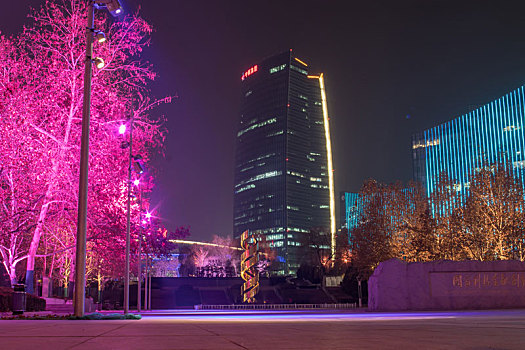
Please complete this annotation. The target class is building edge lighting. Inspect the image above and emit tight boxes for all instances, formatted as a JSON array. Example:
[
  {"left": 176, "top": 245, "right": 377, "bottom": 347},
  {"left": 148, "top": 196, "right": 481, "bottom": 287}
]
[
  {"left": 312, "top": 73, "right": 336, "bottom": 257},
  {"left": 294, "top": 57, "right": 308, "bottom": 67},
  {"left": 170, "top": 239, "right": 243, "bottom": 251}
]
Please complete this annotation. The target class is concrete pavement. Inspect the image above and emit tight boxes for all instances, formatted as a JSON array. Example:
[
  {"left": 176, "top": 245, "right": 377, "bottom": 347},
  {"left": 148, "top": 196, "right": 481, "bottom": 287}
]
[{"left": 0, "top": 309, "right": 524, "bottom": 349}]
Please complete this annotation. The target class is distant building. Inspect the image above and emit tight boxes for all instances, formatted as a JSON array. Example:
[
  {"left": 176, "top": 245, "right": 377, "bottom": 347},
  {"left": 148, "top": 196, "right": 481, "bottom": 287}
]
[
  {"left": 233, "top": 51, "right": 335, "bottom": 275},
  {"left": 342, "top": 192, "right": 361, "bottom": 234},
  {"left": 413, "top": 85, "right": 525, "bottom": 196}
]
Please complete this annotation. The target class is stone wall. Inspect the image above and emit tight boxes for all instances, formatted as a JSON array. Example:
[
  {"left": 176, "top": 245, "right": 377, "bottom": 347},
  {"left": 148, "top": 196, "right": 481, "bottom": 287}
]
[{"left": 368, "top": 259, "right": 525, "bottom": 311}]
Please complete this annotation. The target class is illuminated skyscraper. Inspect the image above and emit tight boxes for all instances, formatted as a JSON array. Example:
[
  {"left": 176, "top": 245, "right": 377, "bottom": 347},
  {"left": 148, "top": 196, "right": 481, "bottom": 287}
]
[
  {"left": 412, "top": 85, "right": 525, "bottom": 196},
  {"left": 233, "top": 51, "right": 335, "bottom": 275}
]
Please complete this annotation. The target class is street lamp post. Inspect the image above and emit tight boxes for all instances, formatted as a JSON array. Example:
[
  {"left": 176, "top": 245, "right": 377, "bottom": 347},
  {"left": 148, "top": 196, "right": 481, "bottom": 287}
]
[
  {"left": 137, "top": 183, "right": 143, "bottom": 312},
  {"left": 123, "top": 112, "right": 134, "bottom": 314},
  {"left": 144, "top": 255, "right": 148, "bottom": 310},
  {"left": 74, "top": 0, "right": 122, "bottom": 318},
  {"left": 73, "top": 1, "right": 95, "bottom": 318}
]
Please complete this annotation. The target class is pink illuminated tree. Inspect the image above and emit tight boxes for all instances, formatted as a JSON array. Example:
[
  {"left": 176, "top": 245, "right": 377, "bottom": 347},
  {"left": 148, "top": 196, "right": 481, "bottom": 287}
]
[
  {"left": 0, "top": 0, "right": 171, "bottom": 292},
  {"left": 0, "top": 33, "right": 43, "bottom": 286}
]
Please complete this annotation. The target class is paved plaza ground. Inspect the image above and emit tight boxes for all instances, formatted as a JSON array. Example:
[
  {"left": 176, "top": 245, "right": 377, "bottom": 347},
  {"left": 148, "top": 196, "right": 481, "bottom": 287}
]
[{"left": 0, "top": 309, "right": 524, "bottom": 349}]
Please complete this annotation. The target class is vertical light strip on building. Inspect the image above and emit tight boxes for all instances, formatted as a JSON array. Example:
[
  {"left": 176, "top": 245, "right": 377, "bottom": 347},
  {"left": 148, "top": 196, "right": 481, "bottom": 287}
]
[
  {"left": 414, "top": 85, "right": 525, "bottom": 200},
  {"left": 318, "top": 73, "right": 336, "bottom": 257}
]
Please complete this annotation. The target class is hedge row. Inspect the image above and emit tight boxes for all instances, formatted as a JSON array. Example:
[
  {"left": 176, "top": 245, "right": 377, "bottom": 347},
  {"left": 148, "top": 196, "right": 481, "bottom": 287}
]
[{"left": 0, "top": 287, "right": 46, "bottom": 312}]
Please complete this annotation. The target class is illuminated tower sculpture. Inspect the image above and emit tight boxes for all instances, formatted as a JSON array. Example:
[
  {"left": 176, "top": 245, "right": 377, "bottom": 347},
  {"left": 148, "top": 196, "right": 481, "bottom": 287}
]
[
  {"left": 240, "top": 230, "right": 259, "bottom": 303},
  {"left": 233, "top": 51, "right": 335, "bottom": 275}
]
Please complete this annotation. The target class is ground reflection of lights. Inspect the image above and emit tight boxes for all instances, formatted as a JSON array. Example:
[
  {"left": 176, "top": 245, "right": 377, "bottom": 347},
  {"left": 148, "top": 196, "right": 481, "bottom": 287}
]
[{"left": 139, "top": 310, "right": 478, "bottom": 323}]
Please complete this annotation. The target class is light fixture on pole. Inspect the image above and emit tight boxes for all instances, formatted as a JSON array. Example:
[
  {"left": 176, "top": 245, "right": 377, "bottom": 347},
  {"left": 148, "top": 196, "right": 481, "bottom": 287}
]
[
  {"left": 95, "top": 31, "right": 106, "bottom": 43},
  {"left": 73, "top": 0, "right": 122, "bottom": 318},
  {"left": 119, "top": 124, "right": 127, "bottom": 135},
  {"left": 94, "top": 57, "right": 105, "bottom": 69}
]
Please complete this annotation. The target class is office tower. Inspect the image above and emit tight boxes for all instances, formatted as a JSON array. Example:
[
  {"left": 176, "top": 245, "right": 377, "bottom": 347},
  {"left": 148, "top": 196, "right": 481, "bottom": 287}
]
[
  {"left": 413, "top": 85, "right": 525, "bottom": 196},
  {"left": 233, "top": 51, "right": 335, "bottom": 275}
]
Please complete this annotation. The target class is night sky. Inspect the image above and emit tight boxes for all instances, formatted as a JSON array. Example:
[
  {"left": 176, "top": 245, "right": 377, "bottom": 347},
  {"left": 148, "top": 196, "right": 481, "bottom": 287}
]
[{"left": 3, "top": 1, "right": 525, "bottom": 241}]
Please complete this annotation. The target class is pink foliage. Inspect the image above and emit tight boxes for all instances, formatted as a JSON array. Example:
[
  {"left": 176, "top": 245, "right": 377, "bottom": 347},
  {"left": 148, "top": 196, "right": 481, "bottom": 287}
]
[{"left": 0, "top": 0, "right": 178, "bottom": 288}]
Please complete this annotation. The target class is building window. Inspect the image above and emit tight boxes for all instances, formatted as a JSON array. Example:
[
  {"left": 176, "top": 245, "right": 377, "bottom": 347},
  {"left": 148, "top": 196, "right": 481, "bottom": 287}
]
[
  {"left": 237, "top": 117, "right": 277, "bottom": 137},
  {"left": 270, "top": 64, "right": 287, "bottom": 74},
  {"left": 290, "top": 65, "right": 307, "bottom": 75}
]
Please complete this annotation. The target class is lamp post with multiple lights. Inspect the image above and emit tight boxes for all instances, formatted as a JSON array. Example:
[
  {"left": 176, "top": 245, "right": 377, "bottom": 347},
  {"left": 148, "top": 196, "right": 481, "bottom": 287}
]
[
  {"left": 74, "top": 0, "right": 122, "bottom": 318},
  {"left": 119, "top": 120, "right": 147, "bottom": 314},
  {"left": 123, "top": 112, "right": 133, "bottom": 315},
  {"left": 135, "top": 179, "right": 142, "bottom": 312}
]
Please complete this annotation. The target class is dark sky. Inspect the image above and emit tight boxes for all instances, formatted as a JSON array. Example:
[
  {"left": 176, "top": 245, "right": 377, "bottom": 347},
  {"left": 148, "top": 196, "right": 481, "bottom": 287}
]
[{"left": 3, "top": 1, "right": 525, "bottom": 241}]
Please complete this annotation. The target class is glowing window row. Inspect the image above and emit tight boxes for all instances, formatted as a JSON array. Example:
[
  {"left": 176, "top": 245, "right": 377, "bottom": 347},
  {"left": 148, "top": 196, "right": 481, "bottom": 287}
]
[
  {"left": 270, "top": 64, "right": 287, "bottom": 74},
  {"left": 287, "top": 170, "right": 306, "bottom": 178},
  {"left": 311, "top": 184, "right": 329, "bottom": 189},
  {"left": 235, "top": 170, "right": 282, "bottom": 188},
  {"left": 235, "top": 183, "right": 255, "bottom": 194},
  {"left": 290, "top": 65, "right": 308, "bottom": 75},
  {"left": 266, "top": 130, "right": 283, "bottom": 137},
  {"left": 288, "top": 227, "right": 309, "bottom": 233},
  {"left": 237, "top": 153, "right": 276, "bottom": 169},
  {"left": 237, "top": 117, "right": 277, "bottom": 137},
  {"left": 267, "top": 234, "right": 284, "bottom": 240},
  {"left": 413, "top": 139, "right": 440, "bottom": 150}
]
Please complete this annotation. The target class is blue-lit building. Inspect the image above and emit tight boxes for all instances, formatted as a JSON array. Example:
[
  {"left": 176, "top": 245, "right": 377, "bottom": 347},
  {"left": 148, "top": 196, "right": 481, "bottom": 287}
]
[
  {"left": 413, "top": 85, "right": 525, "bottom": 196},
  {"left": 342, "top": 192, "right": 361, "bottom": 233}
]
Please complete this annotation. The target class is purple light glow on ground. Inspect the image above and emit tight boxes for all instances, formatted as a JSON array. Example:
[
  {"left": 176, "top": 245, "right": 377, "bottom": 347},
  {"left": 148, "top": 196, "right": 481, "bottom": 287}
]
[{"left": 139, "top": 309, "right": 516, "bottom": 323}]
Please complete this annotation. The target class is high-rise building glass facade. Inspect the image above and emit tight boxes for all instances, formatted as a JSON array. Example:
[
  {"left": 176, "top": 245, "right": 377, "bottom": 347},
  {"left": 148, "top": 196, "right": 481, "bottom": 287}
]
[
  {"left": 233, "top": 51, "right": 335, "bottom": 275},
  {"left": 342, "top": 192, "right": 361, "bottom": 233},
  {"left": 413, "top": 85, "right": 525, "bottom": 196}
]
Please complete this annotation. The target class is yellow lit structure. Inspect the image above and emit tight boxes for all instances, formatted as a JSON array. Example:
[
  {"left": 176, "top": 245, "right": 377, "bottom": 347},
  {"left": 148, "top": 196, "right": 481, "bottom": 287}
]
[
  {"left": 308, "top": 73, "right": 336, "bottom": 258},
  {"left": 240, "top": 230, "right": 259, "bottom": 303},
  {"left": 170, "top": 239, "right": 242, "bottom": 250},
  {"left": 294, "top": 57, "right": 308, "bottom": 66}
]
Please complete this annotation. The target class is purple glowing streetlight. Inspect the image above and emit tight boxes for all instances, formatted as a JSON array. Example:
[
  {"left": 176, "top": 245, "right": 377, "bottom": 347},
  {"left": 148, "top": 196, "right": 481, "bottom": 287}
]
[
  {"left": 119, "top": 124, "right": 127, "bottom": 135},
  {"left": 133, "top": 179, "right": 140, "bottom": 186}
]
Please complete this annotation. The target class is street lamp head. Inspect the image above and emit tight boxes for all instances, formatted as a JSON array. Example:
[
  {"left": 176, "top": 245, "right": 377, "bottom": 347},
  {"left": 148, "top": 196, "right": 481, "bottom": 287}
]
[
  {"left": 95, "top": 31, "right": 106, "bottom": 43},
  {"left": 106, "top": 0, "right": 123, "bottom": 17},
  {"left": 118, "top": 124, "right": 127, "bottom": 134},
  {"left": 133, "top": 179, "right": 140, "bottom": 186},
  {"left": 133, "top": 160, "right": 145, "bottom": 174},
  {"left": 94, "top": 57, "right": 105, "bottom": 69},
  {"left": 145, "top": 212, "right": 152, "bottom": 220}
]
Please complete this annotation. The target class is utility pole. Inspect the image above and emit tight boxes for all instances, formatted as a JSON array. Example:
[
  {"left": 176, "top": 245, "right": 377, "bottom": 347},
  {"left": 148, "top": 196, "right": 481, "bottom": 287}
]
[{"left": 73, "top": 1, "right": 95, "bottom": 318}]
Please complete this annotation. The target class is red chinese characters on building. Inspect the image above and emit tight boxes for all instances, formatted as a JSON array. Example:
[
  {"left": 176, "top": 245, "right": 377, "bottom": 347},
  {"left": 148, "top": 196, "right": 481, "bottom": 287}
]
[{"left": 241, "top": 65, "right": 258, "bottom": 81}]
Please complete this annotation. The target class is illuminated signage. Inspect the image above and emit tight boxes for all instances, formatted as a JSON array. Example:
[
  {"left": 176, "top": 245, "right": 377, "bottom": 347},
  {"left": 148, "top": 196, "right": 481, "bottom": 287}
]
[{"left": 241, "top": 65, "right": 258, "bottom": 81}]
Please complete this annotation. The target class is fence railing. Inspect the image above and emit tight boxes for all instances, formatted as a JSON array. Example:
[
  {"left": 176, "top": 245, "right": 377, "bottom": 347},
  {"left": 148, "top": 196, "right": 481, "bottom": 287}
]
[{"left": 194, "top": 303, "right": 357, "bottom": 310}]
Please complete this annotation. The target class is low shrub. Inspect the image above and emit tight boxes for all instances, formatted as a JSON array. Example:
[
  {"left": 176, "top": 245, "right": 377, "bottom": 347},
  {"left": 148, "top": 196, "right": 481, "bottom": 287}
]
[
  {"left": 68, "top": 312, "right": 141, "bottom": 320},
  {"left": 0, "top": 287, "right": 46, "bottom": 312}
]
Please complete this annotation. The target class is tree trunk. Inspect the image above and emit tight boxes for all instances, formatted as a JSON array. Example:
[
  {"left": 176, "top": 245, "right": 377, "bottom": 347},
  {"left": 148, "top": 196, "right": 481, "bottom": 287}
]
[{"left": 26, "top": 192, "right": 53, "bottom": 294}]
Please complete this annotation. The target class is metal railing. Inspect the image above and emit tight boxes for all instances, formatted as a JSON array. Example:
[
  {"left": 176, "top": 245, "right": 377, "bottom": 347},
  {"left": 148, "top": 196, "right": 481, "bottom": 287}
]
[{"left": 194, "top": 303, "right": 356, "bottom": 310}]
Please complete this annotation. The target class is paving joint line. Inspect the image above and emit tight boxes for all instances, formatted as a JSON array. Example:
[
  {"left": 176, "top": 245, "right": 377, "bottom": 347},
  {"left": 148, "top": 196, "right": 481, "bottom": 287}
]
[
  {"left": 193, "top": 324, "right": 249, "bottom": 349},
  {"left": 66, "top": 322, "right": 130, "bottom": 349}
]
